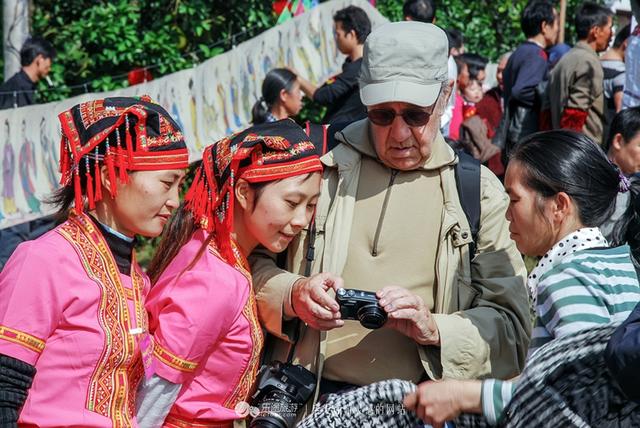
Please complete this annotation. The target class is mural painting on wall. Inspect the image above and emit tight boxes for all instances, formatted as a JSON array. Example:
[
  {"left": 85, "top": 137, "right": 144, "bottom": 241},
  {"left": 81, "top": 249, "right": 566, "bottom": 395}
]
[{"left": 0, "top": 0, "right": 385, "bottom": 229}]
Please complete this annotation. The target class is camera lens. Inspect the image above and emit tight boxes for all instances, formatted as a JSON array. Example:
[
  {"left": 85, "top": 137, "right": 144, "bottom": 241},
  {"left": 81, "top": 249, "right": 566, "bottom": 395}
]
[
  {"left": 249, "top": 391, "right": 298, "bottom": 428},
  {"left": 357, "top": 304, "right": 387, "bottom": 329}
]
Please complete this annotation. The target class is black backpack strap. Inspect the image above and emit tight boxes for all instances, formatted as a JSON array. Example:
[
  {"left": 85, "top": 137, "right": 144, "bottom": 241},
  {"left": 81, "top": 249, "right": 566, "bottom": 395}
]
[{"left": 454, "top": 150, "right": 481, "bottom": 259}]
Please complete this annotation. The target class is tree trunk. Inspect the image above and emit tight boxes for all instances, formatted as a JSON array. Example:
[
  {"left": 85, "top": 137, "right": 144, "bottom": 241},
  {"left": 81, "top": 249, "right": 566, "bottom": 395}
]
[
  {"left": 3, "top": 0, "right": 30, "bottom": 82},
  {"left": 559, "top": 0, "right": 567, "bottom": 44}
]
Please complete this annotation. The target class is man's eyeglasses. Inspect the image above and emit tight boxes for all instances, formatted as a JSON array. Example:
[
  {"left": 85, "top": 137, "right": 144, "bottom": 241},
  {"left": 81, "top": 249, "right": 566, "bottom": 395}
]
[{"left": 367, "top": 108, "right": 433, "bottom": 127}]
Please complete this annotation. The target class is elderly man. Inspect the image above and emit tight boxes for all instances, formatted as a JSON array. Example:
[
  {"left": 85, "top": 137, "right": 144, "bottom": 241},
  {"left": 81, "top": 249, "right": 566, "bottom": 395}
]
[{"left": 250, "top": 21, "right": 530, "bottom": 410}]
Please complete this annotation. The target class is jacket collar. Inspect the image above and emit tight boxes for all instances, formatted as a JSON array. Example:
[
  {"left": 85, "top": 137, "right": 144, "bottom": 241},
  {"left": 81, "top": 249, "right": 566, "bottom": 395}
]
[{"left": 575, "top": 41, "right": 598, "bottom": 58}]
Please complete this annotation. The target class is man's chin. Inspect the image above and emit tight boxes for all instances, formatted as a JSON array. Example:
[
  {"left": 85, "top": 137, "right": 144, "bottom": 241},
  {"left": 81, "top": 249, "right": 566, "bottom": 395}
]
[{"left": 384, "top": 157, "right": 423, "bottom": 171}]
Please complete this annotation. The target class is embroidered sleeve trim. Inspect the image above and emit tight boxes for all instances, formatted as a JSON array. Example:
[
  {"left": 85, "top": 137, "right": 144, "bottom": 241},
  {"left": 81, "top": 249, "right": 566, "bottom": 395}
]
[
  {"left": 152, "top": 340, "right": 198, "bottom": 373},
  {"left": 0, "top": 325, "right": 46, "bottom": 353}
]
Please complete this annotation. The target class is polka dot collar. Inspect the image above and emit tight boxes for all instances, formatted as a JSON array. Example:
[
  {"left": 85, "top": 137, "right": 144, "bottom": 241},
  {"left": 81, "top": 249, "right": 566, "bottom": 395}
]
[{"left": 527, "top": 227, "right": 609, "bottom": 305}]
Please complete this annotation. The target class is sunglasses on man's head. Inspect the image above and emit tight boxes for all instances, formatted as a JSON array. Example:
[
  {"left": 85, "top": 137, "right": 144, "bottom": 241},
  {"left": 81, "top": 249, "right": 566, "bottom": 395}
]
[{"left": 367, "top": 107, "right": 433, "bottom": 127}]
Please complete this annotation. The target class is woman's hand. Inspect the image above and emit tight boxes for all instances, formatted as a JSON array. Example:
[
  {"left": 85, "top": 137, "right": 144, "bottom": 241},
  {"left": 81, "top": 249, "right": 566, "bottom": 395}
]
[{"left": 403, "top": 379, "right": 482, "bottom": 428}]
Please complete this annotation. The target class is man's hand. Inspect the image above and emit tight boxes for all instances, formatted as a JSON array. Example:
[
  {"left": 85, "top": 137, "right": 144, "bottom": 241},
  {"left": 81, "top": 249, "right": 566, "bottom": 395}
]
[
  {"left": 286, "top": 66, "right": 317, "bottom": 99},
  {"left": 403, "top": 379, "right": 482, "bottom": 428},
  {"left": 377, "top": 286, "right": 440, "bottom": 346},
  {"left": 291, "top": 273, "right": 344, "bottom": 331}
]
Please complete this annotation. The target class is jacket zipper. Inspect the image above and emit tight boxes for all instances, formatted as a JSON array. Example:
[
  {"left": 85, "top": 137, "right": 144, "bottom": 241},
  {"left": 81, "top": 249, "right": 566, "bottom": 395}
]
[{"left": 372, "top": 169, "right": 398, "bottom": 257}]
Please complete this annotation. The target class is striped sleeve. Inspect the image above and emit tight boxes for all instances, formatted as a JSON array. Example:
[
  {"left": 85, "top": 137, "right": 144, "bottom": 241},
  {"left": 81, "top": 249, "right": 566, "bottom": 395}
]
[
  {"left": 481, "top": 379, "right": 516, "bottom": 425},
  {"left": 536, "top": 249, "right": 640, "bottom": 341},
  {"left": 528, "top": 317, "right": 553, "bottom": 356}
]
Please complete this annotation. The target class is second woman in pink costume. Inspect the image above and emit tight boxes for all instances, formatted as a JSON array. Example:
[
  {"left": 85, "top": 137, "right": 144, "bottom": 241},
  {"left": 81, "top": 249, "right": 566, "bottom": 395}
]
[{"left": 138, "top": 119, "right": 323, "bottom": 427}]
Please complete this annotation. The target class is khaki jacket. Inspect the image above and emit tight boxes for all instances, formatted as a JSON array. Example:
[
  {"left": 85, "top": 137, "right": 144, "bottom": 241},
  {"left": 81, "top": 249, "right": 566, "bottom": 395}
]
[
  {"left": 250, "top": 119, "right": 531, "bottom": 408},
  {"left": 549, "top": 41, "right": 605, "bottom": 144}
]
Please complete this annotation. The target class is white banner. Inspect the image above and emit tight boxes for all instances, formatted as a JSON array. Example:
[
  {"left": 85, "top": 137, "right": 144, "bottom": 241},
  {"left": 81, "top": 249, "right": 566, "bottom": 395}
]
[{"left": 0, "top": 0, "right": 386, "bottom": 229}]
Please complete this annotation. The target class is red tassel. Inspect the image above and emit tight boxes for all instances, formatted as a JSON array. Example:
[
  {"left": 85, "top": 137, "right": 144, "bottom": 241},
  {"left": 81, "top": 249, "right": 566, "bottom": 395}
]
[
  {"left": 59, "top": 138, "right": 70, "bottom": 185},
  {"left": 105, "top": 151, "right": 117, "bottom": 196},
  {"left": 94, "top": 160, "right": 103, "bottom": 202},
  {"left": 117, "top": 146, "right": 128, "bottom": 184},
  {"left": 125, "top": 115, "right": 135, "bottom": 163},
  {"left": 86, "top": 171, "right": 95, "bottom": 210},
  {"left": 74, "top": 170, "right": 83, "bottom": 214},
  {"left": 126, "top": 126, "right": 134, "bottom": 160},
  {"left": 184, "top": 168, "right": 201, "bottom": 205}
]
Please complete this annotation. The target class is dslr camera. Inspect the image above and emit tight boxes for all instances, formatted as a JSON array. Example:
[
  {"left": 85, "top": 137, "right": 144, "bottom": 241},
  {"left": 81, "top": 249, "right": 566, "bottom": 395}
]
[
  {"left": 336, "top": 288, "right": 387, "bottom": 329},
  {"left": 249, "top": 361, "right": 316, "bottom": 428}
]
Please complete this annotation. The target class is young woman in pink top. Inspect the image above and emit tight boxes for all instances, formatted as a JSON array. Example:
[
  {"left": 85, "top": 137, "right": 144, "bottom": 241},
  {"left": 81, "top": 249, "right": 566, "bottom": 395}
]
[
  {"left": 0, "top": 96, "right": 189, "bottom": 426},
  {"left": 139, "top": 119, "right": 323, "bottom": 427}
]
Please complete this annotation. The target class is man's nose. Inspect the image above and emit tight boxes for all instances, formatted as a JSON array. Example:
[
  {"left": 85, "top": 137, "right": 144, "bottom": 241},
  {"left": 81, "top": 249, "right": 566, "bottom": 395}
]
[{"left": 389, "top": 115, "right": 412, "bottom": 142}]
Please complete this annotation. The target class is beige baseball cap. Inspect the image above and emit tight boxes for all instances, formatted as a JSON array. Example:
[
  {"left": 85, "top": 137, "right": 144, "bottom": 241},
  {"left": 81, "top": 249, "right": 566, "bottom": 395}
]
[{"left": 359, "top": 21, "right": 449, "bottom": 107}]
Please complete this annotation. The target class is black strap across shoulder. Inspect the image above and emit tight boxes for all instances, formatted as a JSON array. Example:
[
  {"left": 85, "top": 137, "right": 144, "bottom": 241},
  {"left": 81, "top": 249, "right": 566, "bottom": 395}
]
[{"left": 454, "top": 150, "right": 481, "bottom": 259}]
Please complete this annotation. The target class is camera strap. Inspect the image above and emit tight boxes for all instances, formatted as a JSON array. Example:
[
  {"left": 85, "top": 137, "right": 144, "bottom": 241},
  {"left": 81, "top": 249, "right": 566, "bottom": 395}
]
[{"left": 285, "top": 217, "right": 317, "bottom": 364}]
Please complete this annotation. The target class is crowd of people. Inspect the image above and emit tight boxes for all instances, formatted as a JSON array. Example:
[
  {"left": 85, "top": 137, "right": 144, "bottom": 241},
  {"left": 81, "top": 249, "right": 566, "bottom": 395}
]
[{"left": 0, "top": 1, "right": 639, "bottom": 427}]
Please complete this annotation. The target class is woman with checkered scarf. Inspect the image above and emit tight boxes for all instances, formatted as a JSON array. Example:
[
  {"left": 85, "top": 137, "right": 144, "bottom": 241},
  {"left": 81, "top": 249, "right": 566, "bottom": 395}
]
[{"left": 401, "top": 130, "right": 640, "bottom": 427}]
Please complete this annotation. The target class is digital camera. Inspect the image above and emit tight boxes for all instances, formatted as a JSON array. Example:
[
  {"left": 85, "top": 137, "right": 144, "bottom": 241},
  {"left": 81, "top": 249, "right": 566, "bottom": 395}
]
[
  {"left": 249, "top": 361, "right": 317, "bottom": 428},
  {"left": 336, "top": 288, "right": 387, "bottom": 329}
]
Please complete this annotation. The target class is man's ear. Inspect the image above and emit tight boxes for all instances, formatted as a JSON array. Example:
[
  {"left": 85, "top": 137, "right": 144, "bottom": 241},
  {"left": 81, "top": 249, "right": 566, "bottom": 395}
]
[
  {"left": 235, "top": 179, "right": 254, "bottom": 211},
  {"left": 435, "top": 80, "right": 454, "bottom": 116},
  {"left": 587, "top": 25, "right": 599, "bottom": 43}
]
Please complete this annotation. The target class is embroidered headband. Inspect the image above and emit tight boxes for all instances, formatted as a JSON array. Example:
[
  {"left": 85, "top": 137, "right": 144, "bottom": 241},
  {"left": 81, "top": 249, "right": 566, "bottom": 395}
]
[
  {"left": 185, "top": 119, "right": 323, "bottom": 264},
  {"left": 58, "top": 96, "right": 190, "bottom": 213}
]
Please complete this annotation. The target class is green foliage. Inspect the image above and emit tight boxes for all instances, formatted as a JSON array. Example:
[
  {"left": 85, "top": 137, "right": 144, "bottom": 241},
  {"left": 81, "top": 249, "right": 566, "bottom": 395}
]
[
  {"left": 31, "top": 0, "right": 276, "bottom": 102},
  {"left": 375, "top": 0, "right": 605, "bottom": 61}
]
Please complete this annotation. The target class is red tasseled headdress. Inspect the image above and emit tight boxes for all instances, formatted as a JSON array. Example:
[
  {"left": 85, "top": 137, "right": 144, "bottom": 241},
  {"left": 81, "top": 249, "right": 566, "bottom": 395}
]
[
  {"left": 185, "top": 119, "right": 323, "bottom": 265},
  {"left": 58, "top": 96, "right": 190, "bottom": 214}
]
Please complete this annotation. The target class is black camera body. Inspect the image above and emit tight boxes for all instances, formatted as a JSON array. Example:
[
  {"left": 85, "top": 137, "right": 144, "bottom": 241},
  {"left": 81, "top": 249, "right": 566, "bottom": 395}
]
[
  {"left": 336, "top": 288, "right": 387, "bottom": 329},
  {"left": 249, "top": 361, "right": 316, "bottom": 428}
]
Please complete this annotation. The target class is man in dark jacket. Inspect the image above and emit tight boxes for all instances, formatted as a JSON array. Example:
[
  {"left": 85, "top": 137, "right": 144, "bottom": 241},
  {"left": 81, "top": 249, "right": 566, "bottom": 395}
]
[
  {"left": 0, "top": 36, "right": 55, "bottom": 110},
  {"left": 606, "top": 301, "right": 640, "bottom": 403},
  {"left": 295, "top": 6, "right": 371, "bottom": 125},
  {"left": 501, "top": 0, "right": 558, "bottom": 157}
]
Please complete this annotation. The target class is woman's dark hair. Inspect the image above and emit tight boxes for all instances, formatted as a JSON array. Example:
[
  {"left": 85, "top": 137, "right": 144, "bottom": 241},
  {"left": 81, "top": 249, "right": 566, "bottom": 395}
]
[
  {"left": 458, "top": 53, "right": 488, "bottom": 80},
  {"left": 613, "top": 24, "right": 631, "bottom": 49},
  {"left": 510, "top": 130, "right": 620, "bottom": 227},
  {"left": 333, "top": 5, "right": 372, "bottom": 44},
  {"left": 609, "top": 177, "right": 640, "bottom": 273},
  {"left": 575, "top": 2, "right": 613, "bottom": 40},
  {"left": 251, "top": 68, "right": 296, "bottom": 124},
  {"left": 445, "top": 28, "right": 463, "bottom": 53},
  {"left": 604, "top": 106, "right": 640, "bottom": 153},
  {"left": 521, "top": 0, "right": 556, "bottom": 38}
]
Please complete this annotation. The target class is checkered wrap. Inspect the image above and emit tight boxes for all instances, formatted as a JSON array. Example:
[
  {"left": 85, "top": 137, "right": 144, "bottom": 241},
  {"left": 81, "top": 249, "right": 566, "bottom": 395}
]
[
  {"left": 296, "top": 379, "right": 422, "bottom": 428},
  {"left": 456, "top": 323, "right": 640, "bottom": 428}
]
